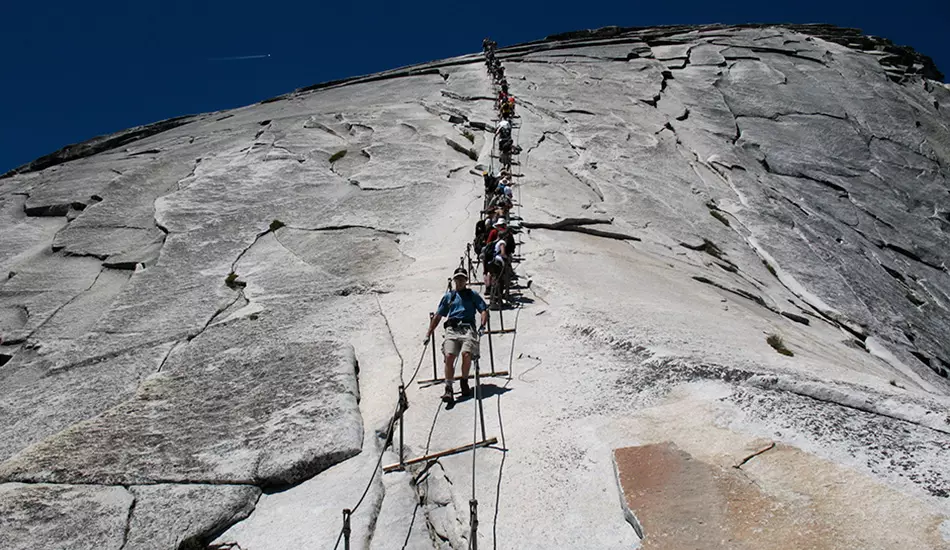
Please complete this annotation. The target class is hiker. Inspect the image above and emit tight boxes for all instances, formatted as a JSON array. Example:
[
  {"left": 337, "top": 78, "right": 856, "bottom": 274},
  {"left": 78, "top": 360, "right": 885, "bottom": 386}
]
[
  {"left": 497, "top": 90, "right": 509, "bottom": 109},
  {"left": 424, "top": 267, "right": 489, "bottom": 405},
  {"left": 499, "top": 99, "right": 513, "bottom": 120},
  {"left": 486, "top": 219, "right": 516, "bottom": 302},
  {"left": 481, "top": 218, "right": 508, "bottom": 292},
  {"left": 474, "top": 219, "right": 487, "bottom": 254},
  {"left": 496, "top": 118, "right": 512, "bottom": 141},
  {"left": 483, "top": 171, "right": 498, "bottom": 195},
  {"left": 485, "top": 218, "right": 510, "bottom": 251},
  {"left": 488, "top": 191, "right": 512, "bottom": 215}
]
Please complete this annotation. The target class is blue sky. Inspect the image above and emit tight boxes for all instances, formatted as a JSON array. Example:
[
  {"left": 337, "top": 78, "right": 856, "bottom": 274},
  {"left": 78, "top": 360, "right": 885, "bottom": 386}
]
[{"left": 1, "top": 0, "right": 948, "bottom": 172}]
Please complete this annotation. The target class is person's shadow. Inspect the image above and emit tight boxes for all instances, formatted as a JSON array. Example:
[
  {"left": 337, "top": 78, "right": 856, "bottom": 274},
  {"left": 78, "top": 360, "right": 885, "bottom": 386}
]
[{"left": 455, "top": 382, "right": 512, "bottom": 405}]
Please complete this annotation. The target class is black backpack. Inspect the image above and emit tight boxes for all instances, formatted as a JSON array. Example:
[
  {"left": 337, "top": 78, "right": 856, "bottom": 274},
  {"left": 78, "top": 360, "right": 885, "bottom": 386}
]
[
  {"left": 481, "top": 241, "right": 495, "bottom": 265},
  {"left": 483, "top": 172, "right": 498, "bottom": 193}
]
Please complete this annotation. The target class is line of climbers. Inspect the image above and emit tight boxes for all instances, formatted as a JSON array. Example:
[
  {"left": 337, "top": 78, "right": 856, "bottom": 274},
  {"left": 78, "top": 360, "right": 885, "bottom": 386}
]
[
  {"left": 425, "top": 37, "right": 523, "bottom": 409},
  {"left": 335, "top": 37, "right": 522, "bottom": 550}
]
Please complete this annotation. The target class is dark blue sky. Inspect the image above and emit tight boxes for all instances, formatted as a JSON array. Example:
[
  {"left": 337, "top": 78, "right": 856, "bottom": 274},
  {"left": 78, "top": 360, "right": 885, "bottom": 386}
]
[{"left": 2, "top": 0, "right": 948, "bottom": 172}]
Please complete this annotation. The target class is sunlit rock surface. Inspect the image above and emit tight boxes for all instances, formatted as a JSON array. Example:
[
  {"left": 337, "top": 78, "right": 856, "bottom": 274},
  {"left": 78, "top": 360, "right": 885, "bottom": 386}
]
[{"left": 1, "top": 23, "right": 949, "bottom": 549}]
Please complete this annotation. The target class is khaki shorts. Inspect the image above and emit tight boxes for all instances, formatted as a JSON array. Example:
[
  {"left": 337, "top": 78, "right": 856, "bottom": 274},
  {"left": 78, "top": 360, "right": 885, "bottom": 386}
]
[{"left": 442, "top": 325, "right": 480, "bottom": 358}]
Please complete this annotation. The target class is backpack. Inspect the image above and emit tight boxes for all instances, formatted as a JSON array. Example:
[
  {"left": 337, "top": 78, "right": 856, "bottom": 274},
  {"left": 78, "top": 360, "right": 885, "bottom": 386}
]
[
  {"left": 481, "top": 241, "right": 495, "bottom": 265},
  {"left": 505, "top": 232, "right": 516, "bottom": 258},
  {"left": 483, "top": 172, "right": 497, "bottom": 193}
]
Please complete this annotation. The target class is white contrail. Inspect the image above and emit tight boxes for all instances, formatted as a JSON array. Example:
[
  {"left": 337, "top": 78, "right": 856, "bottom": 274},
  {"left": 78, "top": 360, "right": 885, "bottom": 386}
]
[{"left": 208, "top": 54, "right": 271, "bottom": 61}]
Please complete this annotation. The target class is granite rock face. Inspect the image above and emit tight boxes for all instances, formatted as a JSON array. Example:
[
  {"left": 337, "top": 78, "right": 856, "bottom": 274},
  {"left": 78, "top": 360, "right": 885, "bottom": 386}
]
[{"left": 1, "top": 23, "right": 949, "bottom": 549}]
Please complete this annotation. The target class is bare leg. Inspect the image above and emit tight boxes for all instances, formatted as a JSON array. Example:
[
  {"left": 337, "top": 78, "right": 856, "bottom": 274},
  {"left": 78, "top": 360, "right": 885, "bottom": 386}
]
[
  {"left": 444, "top": 353, "right": 457, "bottom": 385},
  {"left": 460, "top": 351, "right": 473, "bottom": 379}
]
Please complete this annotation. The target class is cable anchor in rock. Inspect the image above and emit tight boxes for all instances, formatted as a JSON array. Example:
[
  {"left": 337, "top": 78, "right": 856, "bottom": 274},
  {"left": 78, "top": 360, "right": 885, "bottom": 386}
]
[
  {"left": 469, "top": 499, "right": 479, "bottom": 550},
  {"left": 342, "top": 508, "right": 352, "bottom": 550}
]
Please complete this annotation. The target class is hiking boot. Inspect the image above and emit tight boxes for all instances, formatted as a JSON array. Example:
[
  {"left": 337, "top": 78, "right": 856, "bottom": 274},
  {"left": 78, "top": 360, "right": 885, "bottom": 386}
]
[
  {"left": 460, "top": 379, "right": 473, "bottom": 398},
  {"left": 441, "top": 385, "right": 455, "bottom": 405}
]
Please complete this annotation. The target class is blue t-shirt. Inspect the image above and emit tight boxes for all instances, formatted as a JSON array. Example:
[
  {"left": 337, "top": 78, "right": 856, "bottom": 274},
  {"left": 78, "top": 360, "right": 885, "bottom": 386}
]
[{"left": 436, "top": 289, "right": 488, "bottom": 325}]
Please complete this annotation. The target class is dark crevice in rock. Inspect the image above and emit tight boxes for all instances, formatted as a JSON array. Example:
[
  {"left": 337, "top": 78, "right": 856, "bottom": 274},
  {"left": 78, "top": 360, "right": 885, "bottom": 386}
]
[
  {"left": 522, "top": 218, "right": 640, "bottom": 241},
  {"left": 564, "top": 167, "right": 604, "bottom": 201},
  {"left": 781, "top": 196, "right": 811, "bottom": 217},
  {"left": 880, "top": 263, "right": 907, "bottom": 284},
  {"left": 118, "top": 486, "right": 137, "bottom": 550},
  {"left": 447, "top": 165, "right": 467, "bottom": 178},
  {"left": 745, "top": 376, "right": 950, "bottom": 436},
  {"left": 444, "top": 138, "right": 478, "bottom": 161},
  {"left": 640, "top": 94, "right": 661, "bottom": 108},
  {"left": 524, "top": 131, "right": 557, "bottom": 157},
  {"left": 780, "top": 311, "right": 811, "bottom": 325},
  {"left": 440, "top": 90, "right": 495, "bottom": 102},
  {"left": 880, "top": 242, "right": 946, "bottom": 272},
  {"left": 188, "top": 289, "right": 248, "bottom": 343},
  {"left": 156, "top": 341, "right": 185, "bottom": 374},
  {"left": 295, "top": 66, "right": 447, "bottom": 97},
  {"left": 736, "top": 111, "right": 848, "bottom": 122},
  {"left": 757, "top": 158, "right": 851, "bottom": 198},
  {"left": 517, "top": 97, "right": 569, "bottom": 124},
  {"left": 910, "top": 350, "right": 932, "bottom": 368},
  {"left": 716, "top": 44, "right": 829, "bottom": 66},
  {"left": 660, "top": 70, "right": 673, "bottom": 91},
  {"left": 25, "top": 266, "right": 106, "bottom": 342},
  {"left": 24, "top": 201, "right": 88, "bottom": 218},
  {"left": 675, "top": 108, "right": 690, "bottom": 121},
  {"left": 692, "top": 276, "right": 771, "bottom": 309},
  {"left": 716, "top": 262, "right": 739, "bottom": 273},
  {"left": 348, "top": 179, "right": 413, "bottom": 192},
  {"left": 560, "top": 109, "right": 597, "bottom": 116},
  {"left": 284, "top": 224, "right": 407, "bottom": 236},
  {"left": 2, "top": 115, "right": 199, "bottom": 179},
  {"left": 680, "top": 238, "right": 726, "bottom": 260}
]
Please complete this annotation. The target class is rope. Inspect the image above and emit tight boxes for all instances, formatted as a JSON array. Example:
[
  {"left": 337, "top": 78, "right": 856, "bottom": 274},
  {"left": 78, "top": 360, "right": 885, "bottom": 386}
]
[
  {"left": 342, "top": 40, "right": 520, "bottom": 550},
  {"left": 491, "top": 306, "right": 520, "bottom": 547},
  {"left": 401, "top": 400, "right": 444, "bottom": 549},
  {"left": 407, "top": 340, "right": 430, "bottom": 387},
  {"left": 332, "top": 340, "right": 428, "bottom": 550},
  {"left": 332, "top": 405, "right": 397, "bottom": 550}
]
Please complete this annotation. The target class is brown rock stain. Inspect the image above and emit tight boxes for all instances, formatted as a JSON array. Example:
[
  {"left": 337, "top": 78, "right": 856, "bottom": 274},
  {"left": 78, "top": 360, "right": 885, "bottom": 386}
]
[{"left": 614, "top": 442, "right": 949, "bottom": 550}]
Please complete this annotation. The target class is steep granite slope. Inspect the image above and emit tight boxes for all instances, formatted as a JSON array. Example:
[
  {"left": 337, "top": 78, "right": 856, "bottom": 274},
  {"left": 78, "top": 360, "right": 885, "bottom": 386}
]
[{"left": 1, "top": 24, "right": 949, "bottom": 549}]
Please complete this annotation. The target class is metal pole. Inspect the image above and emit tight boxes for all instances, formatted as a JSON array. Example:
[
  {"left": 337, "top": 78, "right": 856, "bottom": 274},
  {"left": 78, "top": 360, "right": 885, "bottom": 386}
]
[
  {"left": 430, "top": 313, "right": 438, "bottom": 380},
  {"left": 343, "top": 509, "right": 352, "bottom": 550},
  {"left": 469, "top": 500, "right": 479, "bottom": 550},
  {"left": 474, "top": 358, "right": 487, "bottom": 442},
  {"left": 467, "top": 243, "right": 474, "bottom": 281},
  {"left": 498, "top": 286, "right": 505, "bottom": 332},
  {"left": 486, "top": 309, "right": 496, "bottom": 375},
  {"left": 398, "top": 385, "right": 407, "bottom": 467}
]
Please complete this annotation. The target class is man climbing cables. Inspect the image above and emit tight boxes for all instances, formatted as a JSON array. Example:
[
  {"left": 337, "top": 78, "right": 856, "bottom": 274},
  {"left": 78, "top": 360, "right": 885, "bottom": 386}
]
[{"left": 424, "top": 267, "right": 489, "bottom": 406}]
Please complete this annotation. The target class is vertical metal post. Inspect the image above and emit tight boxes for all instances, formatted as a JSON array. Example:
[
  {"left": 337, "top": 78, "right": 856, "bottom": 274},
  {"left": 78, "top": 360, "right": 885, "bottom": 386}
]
[
  {"left": 486, "top": 310, "right": 496, "bottom": 375},
  {"left": 474, "top": 358, "right": 487, "bottom": 442},
  {"left": 430, "top": 313, "right": 438, "bottom": 380},
  {"left": 499, "top": 295, "right": 505, "bottom": 332},
  {"left": 398, "top": 385, "right": 407, "bottom": 467},
  {"left": 467, "top": 243, "right": 474, "bottom": 281},
  {"left": 469, "top": 500, "right": 479, "bottom": 550},
  {"left": 343, "top": 509, "right": 352, "bottom": 550}
]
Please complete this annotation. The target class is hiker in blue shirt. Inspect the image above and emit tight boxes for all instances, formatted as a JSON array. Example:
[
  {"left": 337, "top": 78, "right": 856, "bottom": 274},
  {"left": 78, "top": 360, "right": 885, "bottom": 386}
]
[{"left": 424, "top": 267, "right": 489, "bottom": 405}]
